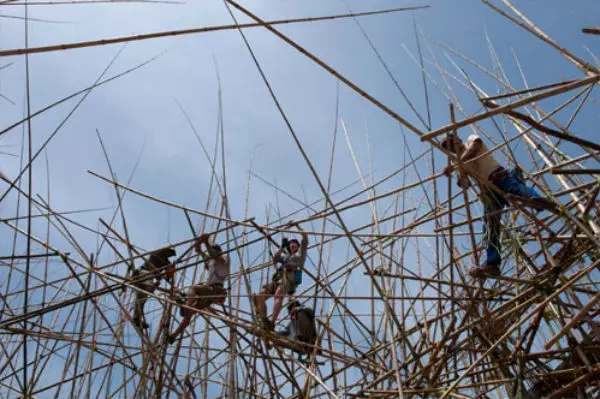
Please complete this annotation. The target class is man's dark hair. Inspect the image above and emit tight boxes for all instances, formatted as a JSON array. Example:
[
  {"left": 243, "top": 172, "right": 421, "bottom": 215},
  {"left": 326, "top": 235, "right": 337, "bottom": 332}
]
[
  {"left": 289, "top": 239, "right": 300, "bottom": 247},
  {"left": 440, "top": 134, "right": 457, "bottom": 151},
  {"left": 287, "top": 300, "right": 301, "bottom": 313},
  {"left": 211, "top": 244, "right": 222, "bottom": 253},
  {"left": 154, "top": 247, "right": 176, "bottom": 259}
]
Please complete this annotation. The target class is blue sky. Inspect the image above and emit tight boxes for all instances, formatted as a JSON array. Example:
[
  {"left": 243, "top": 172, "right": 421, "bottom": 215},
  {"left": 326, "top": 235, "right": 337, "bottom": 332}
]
[{"left": 1, "top": 0, "right": 600, "bottom": 397}]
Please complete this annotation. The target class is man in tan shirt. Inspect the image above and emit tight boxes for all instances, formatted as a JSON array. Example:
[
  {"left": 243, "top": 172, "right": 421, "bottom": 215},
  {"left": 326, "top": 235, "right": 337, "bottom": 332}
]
[
  {"left": 442, "top": 133, "right": 556, "bottom": 277},
  {"left": 168, "top": 233, "right": 229, "bottom": 344}
]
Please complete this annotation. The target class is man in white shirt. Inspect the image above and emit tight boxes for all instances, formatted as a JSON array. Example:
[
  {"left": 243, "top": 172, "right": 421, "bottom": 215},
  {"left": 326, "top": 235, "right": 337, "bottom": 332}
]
[
  {"left": 253, "top": 222, "right": 308, "bottom": 331},
  {"left": 441, "top": 133, "right": 556, "bottom": 277},
  {"left": 168, "top": 233, "right": 229, "bottom": 344}
]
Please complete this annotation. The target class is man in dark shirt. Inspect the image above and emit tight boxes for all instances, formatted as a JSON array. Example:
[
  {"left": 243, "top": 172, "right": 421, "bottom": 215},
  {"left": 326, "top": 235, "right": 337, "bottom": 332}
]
[
  {"left": 276, "top": 301, "right": 317, "bottom": 355},
  {"left": 131, "top": 247, "right": 176, "bottom": 329}
]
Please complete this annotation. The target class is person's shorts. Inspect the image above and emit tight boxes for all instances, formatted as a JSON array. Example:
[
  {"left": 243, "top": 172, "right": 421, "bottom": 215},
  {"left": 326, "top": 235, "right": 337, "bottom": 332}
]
[
  {"left": 186, "top": 284, "right": 227, "bottom": 312},
  {"left": 262, "top": 269, "right": 297, "bottom": 296}
]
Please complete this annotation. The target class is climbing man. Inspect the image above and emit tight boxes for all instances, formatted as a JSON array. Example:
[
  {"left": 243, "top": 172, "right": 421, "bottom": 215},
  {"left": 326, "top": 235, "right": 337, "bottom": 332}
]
[
  {"left": 253, "top": 221, "right": 308, "bottom": 331},
  {"left": 167, "top": 233, "right": 229, "bottom": 344},
  {"left": 275, "top": 300, "right": 317, "bottom": 357},
  {"left": 441, "top": 133, "right": 557, "bottom": 277},
  {"left": 131, "top": 247, "right": 177, "bottom": 329}
]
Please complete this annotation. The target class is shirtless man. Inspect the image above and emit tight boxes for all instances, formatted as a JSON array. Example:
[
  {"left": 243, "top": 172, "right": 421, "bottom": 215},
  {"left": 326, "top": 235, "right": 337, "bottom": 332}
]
[{"left": 442, "top": 133, "right": 556, "bottom": 277}]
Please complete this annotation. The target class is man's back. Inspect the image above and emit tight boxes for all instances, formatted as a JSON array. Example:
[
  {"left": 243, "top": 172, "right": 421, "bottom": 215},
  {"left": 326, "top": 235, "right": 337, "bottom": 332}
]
[
  {"left": 464, "top": 134, "right": 501, "bottom": 182},
  {"left": 140, "top": 253, "right": 170, "bottom": 272},
  {"left": 295, "top": 307, "right": 316, "bottom": 344},
  {"left": 206, "top": 256, "right": 230, "bottom": 286}
]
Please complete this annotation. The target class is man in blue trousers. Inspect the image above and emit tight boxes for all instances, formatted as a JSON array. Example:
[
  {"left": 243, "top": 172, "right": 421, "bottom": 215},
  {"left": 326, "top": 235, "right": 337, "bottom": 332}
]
[{"left": 441, "top": 133, "right": 556, "bottom": 278}]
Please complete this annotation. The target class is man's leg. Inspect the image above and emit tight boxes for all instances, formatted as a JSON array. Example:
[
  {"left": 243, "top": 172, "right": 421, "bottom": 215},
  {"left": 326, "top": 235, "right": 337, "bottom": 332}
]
[
  {"left": 478, "top": 190, "right": 504, "bottom": 275},
  {"left": 498, "top": 170, "right": 556, "bottom": 212},
  {"left": 170, "top": 304, "right": 219, "bottom": 344},
  {"left": 272, "top": 273, "right": 296, "bottom": 326},
  {"left": 133, "top": 290, "right": 150, "bottom": 329},
  {"left": 271, "top": 285, "right": 285, "bottom": 326},
  {"left": 485, "top": 212, "right": 502, "bottom": 267},
  {"left": 132, "top": 270, "right": 155, "bottom": 329},
  {"left": 168, "top": 310, "right": 192, "bottom": 344},
  {"left": 253, "top": 283, "right": 274, "bottom": 329},
  {"left": 498, "top": 173, "right": 537, "bottom": 198},
  {"left": 253, "top": 290, "right": 269, "bottom": 320},
  {"left": 133, "top": 292, "right": 144, "bottom": 321},
  {"left": 169, "top": 286, "right": 205, "bottom": 343}
]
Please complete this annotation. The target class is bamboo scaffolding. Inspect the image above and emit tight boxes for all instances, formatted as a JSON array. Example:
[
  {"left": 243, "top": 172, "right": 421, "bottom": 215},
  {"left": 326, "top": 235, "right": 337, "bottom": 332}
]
[{"left": 1, "top": 1, "right": 600, "bottom": 398}]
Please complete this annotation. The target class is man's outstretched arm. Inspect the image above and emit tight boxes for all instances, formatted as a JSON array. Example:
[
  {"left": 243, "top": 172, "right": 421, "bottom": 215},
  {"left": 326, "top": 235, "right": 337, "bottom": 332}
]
[
  {"left": 298, "top": 225, "right": 308, "bottom": 248},
  {"left": 194, "top": 234, "right": 209, "bottom": 260},
  {"left": 444, "top": 138, "right": 482, "bottom": 187}
]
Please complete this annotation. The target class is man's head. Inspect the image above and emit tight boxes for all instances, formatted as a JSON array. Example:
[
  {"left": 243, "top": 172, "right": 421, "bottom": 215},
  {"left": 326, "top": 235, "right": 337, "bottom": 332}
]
[
  {"left": 211, "top": 243, "right": 223, "bottom": 256},
  {"left": 288, "top": 239, "right": 300, "bottom": 254},
  {"left": 440, "top": 134, "right": 464, "bottom": 154},
  {"left": 287, "top": 300, "right": 301, "bottom": 315},
  {"left": 154, "top": 247, "right": 176, "bottom": 259}
]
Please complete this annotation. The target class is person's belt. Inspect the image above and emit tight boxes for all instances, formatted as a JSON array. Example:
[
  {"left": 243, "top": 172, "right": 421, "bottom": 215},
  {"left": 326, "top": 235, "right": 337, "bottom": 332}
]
[{"left": 489, "top": 167, "right": 508, "bottom": 185}]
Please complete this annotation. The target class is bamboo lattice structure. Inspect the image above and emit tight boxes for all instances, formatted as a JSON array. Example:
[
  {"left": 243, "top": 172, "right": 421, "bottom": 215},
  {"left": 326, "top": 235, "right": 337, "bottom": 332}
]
[{"left": 1, "top": 1, "right": 599, "bottom": 398}]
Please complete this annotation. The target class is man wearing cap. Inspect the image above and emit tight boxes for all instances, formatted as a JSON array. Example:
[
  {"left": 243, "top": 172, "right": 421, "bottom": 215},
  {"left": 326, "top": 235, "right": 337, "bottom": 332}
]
[
  {"left": 441, "top": 133, "right": 556, "bottom": 277},
  {"left": 253, "top": 222, "right": 308, "bottom": 331},
  {"left": 131, "top": 247, "right": 177, "bottom": 329},
  {"left": 168, "top": 233, "right": 229, "bottom": 344}
]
